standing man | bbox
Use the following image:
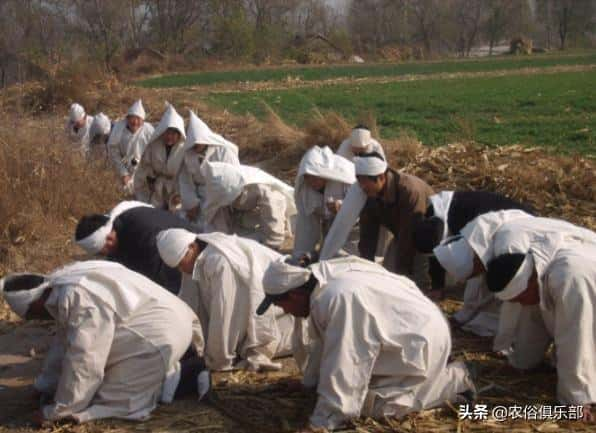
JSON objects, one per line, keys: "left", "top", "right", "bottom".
{"left": 108, "top": 100, "right": 155, "bottom": 194}
{"left": 65, "top": 103, "right": 94, "bottom": 156}
{"left": 156, "top": 228, "right": 295, "bottom": 371}
{"left": 257, "top": 256, "right": 476, "bottom": 431}
{"left": 74, "top": 201, "right": 197, "bottom": 294}
{"left": 134, "top": 104, "right": 186, "bottom": 210}
{"left": 0, "top": 261, "right": 206, "bottom": 424}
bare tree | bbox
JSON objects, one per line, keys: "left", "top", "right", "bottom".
{"left": 483, "top": 0, "right": 517, "bottom": 54}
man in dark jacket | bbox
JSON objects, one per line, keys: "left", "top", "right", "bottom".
{"left": 75, "top": 201, "right": 197, "bottom": 294}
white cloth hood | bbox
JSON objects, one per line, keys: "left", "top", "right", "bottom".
{"left": 90, "top": 113, "right": 111, "bottom": 137}
{"left": 0, "top": 273, "right": 50, "bottom": 318}
{"left": 354, "top": 155, "right": 388, "bottom": 176}
{"left": 460, "top": 209, "right": 534, "bottom": 266}
{"left": 156, "top": 228, "right": 197, "bottom": 268}
{"left": 148, "top": 104, "right": 186, "bottom": 145}
{"left": 69, "top": 103, "right": 85, "bottom": 122}
{"left": 185, "top": 111, "right": 239, "bottom": 155}
{"left": 127, "top": 99, "right": 146, "bottom": 120}
{"left": 429, "top": 191, "right": 454, "bottom": 241}
{"left": 433, "top": 236, "right": 475, "bottom": 282}
{"left": 262, "top": 258, "right": 312, "bottom": 296}
{"left": 201, "top": 161, "right": 296, "bottom": 223}
{"left": 350, "top": 128, "right": 372, "bottom": 150}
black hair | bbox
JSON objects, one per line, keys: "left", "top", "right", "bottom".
{"left": 3, "top": 274, "right": 46, "bottom": 292}
{"left": 486, "top": 253, "right": 527, "bottom": 293}
{"left": 194, "top": 238, "right": 209, "bottom": 252}
{"left": 75, "top": 214, "right": 110, "bottom": 241}
{"left": 353, "top": 124, "right": 370, "bottom": 131}
{"left": 413, "top": 217, "right": 445, "bottom": 253}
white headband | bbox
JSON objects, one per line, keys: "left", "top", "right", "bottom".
{"left": 76, "top": 221, "right": 112, "bottom": 255}
{"left": 0, "top": 274, "right": 50, "bottom": 318}
{"left": 354, "top": 156, "right": 388, "bottom": 176}
{"left": 156, "top": 228, "right": 197, "bottom": 268}
{"left": 494, "top": 254, "right": 534, "bottom": 301}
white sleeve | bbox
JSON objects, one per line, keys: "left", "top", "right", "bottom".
{"left": 310, "top": 293, "right": 380, "bottom": 430}
{"left": 133, "top": 144, "right": 154, "bottom": 202}
{"left": 34, "top": 329, "right": 66, "bottom": 395}
{"left": 203, "top": 254, "right": 241, "bottom": 371}
{"left": 320, "top": 184, "right": 366, "bottom": 260}
{"left": 42, "top": 290, "right": 116, "bottom": 421}
{"left": 292, "top": 210, "right": 322, "bottom": 259}
{"left": 549, "top": 268, "right": 596, "bottom": 405}
{"left": 107, "top": 123, "right": 128, "bottom": 177}
{"left": 179, "top": 161, "right": 200, "bottom": 210}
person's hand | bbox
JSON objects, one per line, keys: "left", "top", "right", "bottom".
{"left": 187, "top": 206, "right": 200, "bottom": 221}
{"left": 583, "top": 404, "right": 594, "bottom": 422}
{"left": 122, "top": 175, "right": 131, "bottom": 186}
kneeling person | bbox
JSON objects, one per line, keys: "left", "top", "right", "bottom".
{"left": 0, "top": 261, "right": 207, "bottom": 424}
{"left": 156, "top": 228, "right": 295, "bottom": 371}
{"left": 258, "top": 256, "right": 476, "bottom": 431}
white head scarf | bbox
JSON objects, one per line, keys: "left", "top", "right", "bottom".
{"left": 354, "top": 155, "right": 388, "bottom": 176}
{"left": 148, "top": 103, "right": 186, "bottom": 145}
{"left": 350, "top": 128, "right": 372, "bottom": 150}
{"left": 433, "top": 236, "right": 475, "bottom": 282}
{"left": 493, "top": 253, "right": 535, "bottom": 301}
{"left": 76, "top": 201, "right": 152, "bottom": 255}
{"left": 156, "top": 228, "right": 198, "bottom": 268}
{"left": 90, "top": 112, "right": 111, "bottom": 137}
{"left": 185, "top": 110, "right": 239, "bottom": 155}
{"left": 127, "top": 99, "right": 146, "bottom": 120}
{"left": 0, "top": 273, "right": 50, "bottom": 318}
{"left": 69, "top": 103, "right": 85, "bottom": 123}
{"left": 257, "top": 258, "right": 312, "bottom": 315}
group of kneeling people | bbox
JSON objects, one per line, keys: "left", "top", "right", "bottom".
{"left": 1, "top": 100, "right": 594, "bottom": 429}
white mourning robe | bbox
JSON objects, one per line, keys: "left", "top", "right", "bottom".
{"left": 33, "top": 261, "right": 204, "bottom": 423}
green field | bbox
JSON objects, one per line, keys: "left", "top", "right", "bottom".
{"left": 207, "top": 70, "right": 596, "bottom": 155}
{"left": 138, "top": 52, "right": 596, "bottom": 88}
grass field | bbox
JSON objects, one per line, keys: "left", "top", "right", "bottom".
{"left": 138, "top": 52, "right": 596, "bottom": 88}
{"left": 206, "top": 70, "right": 596, "bottom": 154}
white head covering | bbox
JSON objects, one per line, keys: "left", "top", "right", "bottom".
{"left": 297, "top": 146, "right": 355, "bottom": 185}
{"left": 185, "top": 110, "right": 239, "bottom": 154}
{"left": 69, "top": 103, "right": 85, "bottom": 123}
{"left": 76, "top": 201, "right": 152, "bottom": 255}
{"left": 492, "top": 253, "right": 535, "bottom": 301}
{"left": 90, "top": 112, "right": 111, "bottom": 137}
{"left": 257, "top": 257, "right": 312, "bottom": 315}
{"left": 0, "top": 273, "right": 50, "bottom": 318}
{"left": 156, "top": 228, "right": 198, "bottom": 268}
{"left": 354, "top": 155, "right": 388, "bottom": 176}
{"left": 350, "top": 128, "right": 372, "bottom": 150}
{"left": 149, "top": 103, "right": 186, "bottom": 144}
{"left": 127, "top": 99, "right": 146, "bottom": 120}
{"left": 433, "top": 236, "right": 475, "bottom": 282}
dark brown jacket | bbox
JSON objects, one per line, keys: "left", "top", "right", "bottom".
{"left": 359, "top": 169, "right": 434, "bottom": 275}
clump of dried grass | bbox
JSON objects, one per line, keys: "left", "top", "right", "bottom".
{"left": 0, "top": 115, "right": 122, "bottom": 277}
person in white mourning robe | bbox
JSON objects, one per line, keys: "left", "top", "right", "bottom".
{"left": 108, "top": 100, "right": 155, "bottom": 194}
{"left": 178, "top": 110, "right": 240, "bottom": 225}
{"left": 292, "top": 146, "right": 358, "bottom": 263}
{"left": 65, "top": 103, "right": 94, "bottom": 156}
{"left": 156, "top": 228, "right": 295, "bottom": 371}
{"left": 134, "top": 104, "right": 186, "bottom": 210}
{"left": 201, "top": 161, "right": 296, "bottom": 250}
{"left": 257, "top": 256, "right": 476, "bottom": 431}
{"left": 485, "top": 228, "right": 596, "bottom": 422}
{"left": 0, "top": 261, "right": 207, "bottom": 424}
